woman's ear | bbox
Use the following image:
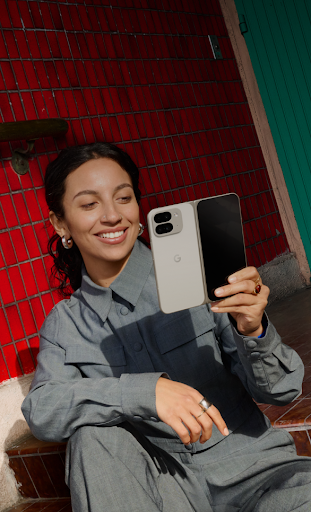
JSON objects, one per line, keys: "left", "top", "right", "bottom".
{"left": 49, "top": 211, "right": 70, "bottom": 239}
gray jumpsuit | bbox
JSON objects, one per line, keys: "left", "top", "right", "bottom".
{"left": 22, "top": 241, "right": 311, "bottom": 511}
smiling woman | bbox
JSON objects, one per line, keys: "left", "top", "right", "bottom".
{"left": 21, "top": 142, "right": 311, "bottom": 512}
{"left": 50, "top": 158, "right": 140, "bottom": 288}
{"left": 44, "top": 142, "right": 142, "bottom": 293}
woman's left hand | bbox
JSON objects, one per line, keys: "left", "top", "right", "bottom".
{"left": 210, "top": 266, "right": 269, "bottom": 337}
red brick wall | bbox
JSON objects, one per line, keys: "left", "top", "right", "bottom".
{"left": 0, "top": 0, "right": 288, "bottom": 383}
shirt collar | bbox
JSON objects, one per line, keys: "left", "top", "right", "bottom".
{"left": 110, "top": 240, "right": 152, "bottom": 306}
{"left": 79, "top": 240, "right": 153, "bottom": 322}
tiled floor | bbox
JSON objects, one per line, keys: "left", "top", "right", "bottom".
{"left": 261, "top": 286, "right": 311, "bottom": 455}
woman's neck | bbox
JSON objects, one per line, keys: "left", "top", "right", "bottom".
{"left": 84, "top": 252, "right": 132, "bottom": 288}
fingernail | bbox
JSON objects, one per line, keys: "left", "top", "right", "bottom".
{"left": 224, "top": 427, "right": 229, "bottom": 436}
{"left": 211, "top": 305, "right": 219, "bottom": 311}
{"left": 228, "top": 276, "right": 236, "bottom": 283}
{"left": 215, "top": 288, "right": 224, "bottom": 296}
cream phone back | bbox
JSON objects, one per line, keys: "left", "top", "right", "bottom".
{"left": 147, "top": 202, "right": 206, "bottom": 314}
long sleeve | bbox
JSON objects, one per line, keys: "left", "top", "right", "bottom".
{"left": 21, "top": 310, "right": 163, "bottom": 442}
{"left": 213, "top": 309, "right": 304, "bottom": 405}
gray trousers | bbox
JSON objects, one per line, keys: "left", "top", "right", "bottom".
{"left": 65, "top": 411, "right": 311, "bottom": 512}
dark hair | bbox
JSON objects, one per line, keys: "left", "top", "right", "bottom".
{"left": 45, "top": 142, "right": 142, "bottom": 297}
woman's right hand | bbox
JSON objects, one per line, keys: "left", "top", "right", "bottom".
{"left": 155, "top": 377, "right": 229, "bottom": 445}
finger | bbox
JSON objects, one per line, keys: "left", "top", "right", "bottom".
{"left": 214, "top": 279, "right": 263, "bottom": 299}
{"left": 198, "top": 405, "right": 228, "bottom": 443}
{"left": 171, "top": 413, "right": 204, "bottom": 445}
{"left": 196, "top": 412, "right": 213, "bottom": 442}
{"left": 211, "top": 301, "right": 267, "bottom": 319}
{"left": 218, "top": 283, "right": 269, "bottom": 302}
{"left": 227, "top": 266, "right": 260, "bottom": 284}
{"left": 211, "top": 291, "right": 268, "bottom": 311}
{"left": 211, "top": 305, "right": 263, "bottom": 316}
{"left": 183, "top": 413, "right": 205, "bottom": 444}
{"left": 169, "top": 419, "right": 191, "bottom": 445}
{"left": 185, "top": 402, "right": 219, "bottom": 444}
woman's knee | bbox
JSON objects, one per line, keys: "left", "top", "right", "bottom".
{"left": 67, "top": 422, "right": 140, "bottom": 462}
{"left": 69, "top": 424, "right": 125, "bottom": 450}
{"left": 65, "top": 424, "right": 129, "bottom": 486}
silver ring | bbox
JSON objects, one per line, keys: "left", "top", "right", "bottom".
{"left": 198, "top": 397, "right": 213, "bottom": 412}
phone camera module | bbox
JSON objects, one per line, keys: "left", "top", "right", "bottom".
{"left": 154, "top": 212, "right": 171, "bottom": 223}
{"left": 155, "top": 223, "right": 173, "bottom": 235}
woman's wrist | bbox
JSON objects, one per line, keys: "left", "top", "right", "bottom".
{"left": 229, "top": 314, "right": 264, "bottom": 338}
{"left": 244, "top": 324, "right": 263, "bottom": 337}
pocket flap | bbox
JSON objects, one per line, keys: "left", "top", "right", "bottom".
{"left": 155, "top": 306, "right": 216, "bottom": 354}
{"left": 65, "top": 345, "right": 126, "bottom": 366}
{"left": 272, "top": 343, "right": 301, "bottom": 372}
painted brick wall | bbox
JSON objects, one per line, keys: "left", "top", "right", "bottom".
{"left": 0, "top": 0, "right": 289, "bottom": 383}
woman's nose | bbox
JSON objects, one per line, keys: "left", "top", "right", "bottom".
{"left": 100, "top": 206, "right": 122, "bottom": 224}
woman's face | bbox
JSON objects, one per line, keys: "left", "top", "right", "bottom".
{"left": 51, "top": 157, "right": 140, "bottom": 282}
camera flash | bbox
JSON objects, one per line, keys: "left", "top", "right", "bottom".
{"left": 174, "top": 213, "right": 178, "bottom": 217}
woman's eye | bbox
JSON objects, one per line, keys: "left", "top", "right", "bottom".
{"left": 81, "top": 202, "right": 96, "bottom": 209}
{"left": 118, "top": 196, "right": 131, "bottom": 202}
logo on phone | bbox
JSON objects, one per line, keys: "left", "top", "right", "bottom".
{"left": 174, "top": 254, "right": 181, "bottom": 262}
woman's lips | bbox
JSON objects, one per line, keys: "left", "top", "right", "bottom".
{"left": 95, "top": 228, "right": 128, "bottom": 245}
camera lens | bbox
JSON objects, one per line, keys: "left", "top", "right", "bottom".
{"left": 155, "top": 223, "right": 173, "bottom": 235}
{"left": 154, "top": 212, "right": 171, "bottom": 223}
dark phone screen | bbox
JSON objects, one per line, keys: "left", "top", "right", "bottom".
{"left": 197, "top": 194, "right": 246, "bottom": 301}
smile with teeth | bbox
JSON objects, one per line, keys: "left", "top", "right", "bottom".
{"left": 97, "top": 230, "right": 125, "bottom": 239}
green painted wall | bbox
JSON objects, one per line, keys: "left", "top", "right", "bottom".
{"left": 235, "top": 0, "right": 311, "bottom": 268}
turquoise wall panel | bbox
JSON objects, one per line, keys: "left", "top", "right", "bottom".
{"left": 235, "top": 0, "right": 311, "bottom": 267}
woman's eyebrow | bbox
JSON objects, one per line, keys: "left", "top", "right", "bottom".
{"left": 114, "top": 183, "right": 133, "bottom": 192}
{"left": 73, "top": 190, "right": 98, "bottom": 200}
{"left": 73, "top": 183, "right": 133, "bottom": 200}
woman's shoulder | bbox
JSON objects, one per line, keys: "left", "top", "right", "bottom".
{"left": 39, "top": 291, "right": 82, "bottom": 340}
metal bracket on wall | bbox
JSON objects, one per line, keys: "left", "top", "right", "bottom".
{"left": 239, "top": 15, "right": 248, "bottom": 36}
{"left": 11, "top": 140, "right": 36, "bottom": 175}
{"left": 0, "top": 118, "right": 69, "bottom": 175}
{"left": 208, "top": 35, "right": 223, "bottom": 59}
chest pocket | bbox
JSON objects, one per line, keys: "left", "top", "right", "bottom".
{"left": 154, "top": 306, "right": 223, "bottom": 388}
{"left": 65, "top": 345, "right": 126, "bottom": 378}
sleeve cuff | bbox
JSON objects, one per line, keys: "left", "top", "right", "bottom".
{"left": 229, "top": 312, "right": 281, "bottom": 357}
{"left": 120, "top": 372, "right": 168, "bottom": 422}
{"left": 258, "top": 328, "right": 266, "bottom": 339}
